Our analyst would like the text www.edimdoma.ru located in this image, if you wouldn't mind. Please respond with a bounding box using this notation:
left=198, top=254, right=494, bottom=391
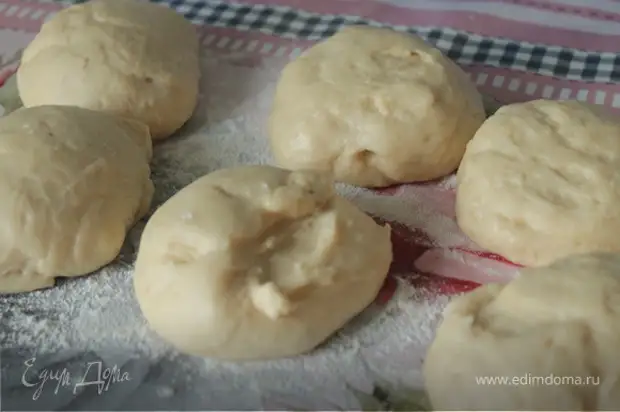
left=475, top=374, right=600, bottom=386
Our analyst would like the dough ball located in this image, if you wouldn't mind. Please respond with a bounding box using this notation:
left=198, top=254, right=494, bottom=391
left=456, top=99, right=620, bottom=266
left=16, top=0, right=200, bottom=140
left=133, top=165, right=392, bottom=360
left=0, top=105, right=153, bottom=294
left=268, top=26, right=486, bottom=187
left=423, top=252, right=620, bottom=410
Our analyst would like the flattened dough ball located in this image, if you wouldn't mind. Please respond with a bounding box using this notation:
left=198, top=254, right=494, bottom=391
left=268, top=26, right=486, bottom=187
left=17, top=0, right=199, bottom=140
left=456, top=99, right=620, bottom=266
left=423, top=252, right=620, bottom=411
left=0, top=105, right=153, bottom=294
left=133, top=165, right=392, bottom=360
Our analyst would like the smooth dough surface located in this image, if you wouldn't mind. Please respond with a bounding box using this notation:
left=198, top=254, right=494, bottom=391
left=268, top=26, right=486, bottom=187
left=423, top=252, right=620, bottom=411
left=0, top=105, right=153, bottom=294
left=133, top=165, right=392, bottom=360
left=17, top=0, right=200, bottom=140
left=456, top=99, right=620, bottom=266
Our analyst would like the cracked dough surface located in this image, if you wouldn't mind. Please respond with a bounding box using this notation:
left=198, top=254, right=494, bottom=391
left=456, top=99, right=620, bottom=266
left=423, top=252, right=620, bottom=411
left=0, top=105, right=153, bottom=294
left=16, top=0, right=199, bottom=140
left=268, top=25, right=486, bottom=187
left=133, top=165, right=392, bottom=360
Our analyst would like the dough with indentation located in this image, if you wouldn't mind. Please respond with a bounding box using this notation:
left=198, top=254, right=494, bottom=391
left=423, top=252, right=620, bottom=411
left=268, top=25, right=486, bottom=187
left=133, top=165, right=392, bottom=360
left=456, top=99, right=620, bottom=266
left=16, top=0, right=199, bottom=140
left=0, top=105, right=153, bottom=294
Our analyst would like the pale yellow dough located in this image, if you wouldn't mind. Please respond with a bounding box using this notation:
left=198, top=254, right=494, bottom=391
left=423, top=252, right=620, bottom=411
left=268, top=26, right=486, bottom=187
left=456, top=99, right=620, bottom=266
left=17, top=0, right=200, bottom=140
left=133, top=165, right=392, bottom=360
left=0, top=106, right=153, bottom=294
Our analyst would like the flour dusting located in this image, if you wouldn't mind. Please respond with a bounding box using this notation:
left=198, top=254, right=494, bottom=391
left=0, top=52, right=451, bottom=410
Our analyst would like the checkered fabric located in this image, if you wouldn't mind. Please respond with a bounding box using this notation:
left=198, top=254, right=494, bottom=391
left=51, top=0, right=618, bottom=83
left=148, top=0, right=620, bottom=84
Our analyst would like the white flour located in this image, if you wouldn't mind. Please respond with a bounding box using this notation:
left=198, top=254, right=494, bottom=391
left=0, top=52, right=451, bottom=410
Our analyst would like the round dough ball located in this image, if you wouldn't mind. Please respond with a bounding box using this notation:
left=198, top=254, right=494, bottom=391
left=16, top=0, right=199, bottom=140
left=423, top=252, right=620, bottom=410
left=133, top=165, right=392, bottom=360
left=456, top=99, right=620, bottom=266
left=268, top=26, right=486, bottom=188
left=0, top=105, right=153, bottom=294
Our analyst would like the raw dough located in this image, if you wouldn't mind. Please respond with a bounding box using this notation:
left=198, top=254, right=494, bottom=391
left=16, top=0, right=199, bottom=140
left=456, top=99, right=620, bottom=266
left=268, top=26, right=486, bottom=187
left=0, top=105, right=153, bottom=294
left=423, top=252, right=620, bottom=411
left=133, top=165, right=392, bottom=360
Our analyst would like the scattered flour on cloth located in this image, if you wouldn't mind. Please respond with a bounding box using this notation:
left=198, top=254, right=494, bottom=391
left=0, top=52, right=452, bottom=410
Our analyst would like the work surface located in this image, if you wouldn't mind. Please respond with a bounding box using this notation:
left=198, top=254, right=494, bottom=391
left=1, top=0, right=620, bottom=410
